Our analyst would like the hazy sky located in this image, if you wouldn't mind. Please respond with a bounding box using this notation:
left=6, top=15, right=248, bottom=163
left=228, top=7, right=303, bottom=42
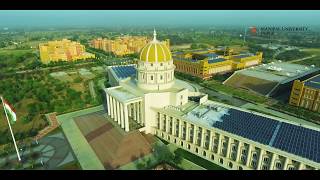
left=0, top=10, right=319, bottom=28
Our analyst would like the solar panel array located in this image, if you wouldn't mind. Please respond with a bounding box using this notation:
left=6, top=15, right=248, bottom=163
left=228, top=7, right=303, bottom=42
left=111, top=65, right=136, bottom=79
left=211, top=108, right=320, bottom=163
left=208, top=58, right=225, bottom=64
left=272, top=123, right=320, bottom=163
left=213, top=109, right=278, bottom=145
left=305, top=75, right=320, bottom=89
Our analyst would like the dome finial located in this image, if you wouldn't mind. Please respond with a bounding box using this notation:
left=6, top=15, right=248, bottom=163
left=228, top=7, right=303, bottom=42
left=153, top=28, right=157, bottom=41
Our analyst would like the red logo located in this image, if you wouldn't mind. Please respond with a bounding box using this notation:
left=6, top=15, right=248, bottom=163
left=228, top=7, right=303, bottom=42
left=250, top=26, right=257, bottom=35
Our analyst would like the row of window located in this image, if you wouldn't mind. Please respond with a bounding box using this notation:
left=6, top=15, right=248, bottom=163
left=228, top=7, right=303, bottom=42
left=159, top=131, right=309, bottom=170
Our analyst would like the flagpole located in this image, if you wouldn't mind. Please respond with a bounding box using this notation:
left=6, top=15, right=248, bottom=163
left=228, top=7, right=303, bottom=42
left=0, top=96, right=21, bottom=161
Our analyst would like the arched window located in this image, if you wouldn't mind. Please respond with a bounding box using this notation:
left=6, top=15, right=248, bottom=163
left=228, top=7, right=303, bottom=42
left=219, top=158, right=223, bottom=164
left=211, top=154, right=214, bottom=160
left=203, top=151, right=206, bottom=157
left=160, top=75, right=163, bottom=80
left=151, top=76, right=153, bottom=80
left=229, top=162, right=233, bottom=168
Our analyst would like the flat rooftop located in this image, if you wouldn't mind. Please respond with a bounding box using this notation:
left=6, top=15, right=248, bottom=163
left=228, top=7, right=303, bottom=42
left=236, top=62, right=319, bottom=83
left=174, top=101, right=320, bottom=163
left=232, top=53, right=255, bottom=59
left=305, top=74, right=320, bottom=89
left=107, top=86, right=141, bottom=102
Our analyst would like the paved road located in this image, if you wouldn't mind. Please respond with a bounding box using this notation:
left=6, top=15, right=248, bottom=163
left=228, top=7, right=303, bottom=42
left=200, top=88, right=248, bottom=107
left=89, top=80, right=97, bottom=100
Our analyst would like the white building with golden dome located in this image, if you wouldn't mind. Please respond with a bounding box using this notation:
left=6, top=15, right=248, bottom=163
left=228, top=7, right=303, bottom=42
left=104, top=30, right=320, bottom=170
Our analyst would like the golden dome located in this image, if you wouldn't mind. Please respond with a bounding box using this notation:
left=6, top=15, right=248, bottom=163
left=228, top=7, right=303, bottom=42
left=139, top=30, right=172, bottom=63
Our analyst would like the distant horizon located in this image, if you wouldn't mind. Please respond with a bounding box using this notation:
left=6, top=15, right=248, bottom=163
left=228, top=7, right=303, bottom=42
left=0, top=10, right=320, bottom=28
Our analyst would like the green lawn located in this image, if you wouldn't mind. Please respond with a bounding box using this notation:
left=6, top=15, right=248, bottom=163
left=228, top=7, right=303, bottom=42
left=174, top=148, right=226, bottom=170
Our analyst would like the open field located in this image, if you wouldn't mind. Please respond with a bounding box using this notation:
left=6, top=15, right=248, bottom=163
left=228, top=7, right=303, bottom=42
left=0, top=49, right=38, bottom=71
left=0, top=64, right=106, bottom=148
left=296, top=48, right=320, bottom=67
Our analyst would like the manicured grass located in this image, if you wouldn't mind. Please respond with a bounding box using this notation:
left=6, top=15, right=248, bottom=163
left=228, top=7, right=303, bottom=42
left=174, top=148, right=226, bottom=170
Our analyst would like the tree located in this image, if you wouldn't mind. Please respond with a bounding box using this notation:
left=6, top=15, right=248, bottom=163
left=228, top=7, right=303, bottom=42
left=153, top=143, right=174, bottom=163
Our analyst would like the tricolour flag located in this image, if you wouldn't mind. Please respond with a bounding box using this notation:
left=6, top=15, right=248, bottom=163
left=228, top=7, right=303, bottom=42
left=3, top=99, right=17, bottom=124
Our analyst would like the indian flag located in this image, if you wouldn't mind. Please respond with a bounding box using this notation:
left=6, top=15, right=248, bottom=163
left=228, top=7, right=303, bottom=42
left=3, top=99, right=17, bottom=124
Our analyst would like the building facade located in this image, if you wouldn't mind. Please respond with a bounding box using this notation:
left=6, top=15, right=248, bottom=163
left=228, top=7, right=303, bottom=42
left=289, top=74, right=320, bottom=112
left=90, top=35, right=170, bottom=57
left=39, top=39, right=95, bottom=64
left=173, top=50, right=263, bottom=79
left=104, top=31, right=320, bottom=170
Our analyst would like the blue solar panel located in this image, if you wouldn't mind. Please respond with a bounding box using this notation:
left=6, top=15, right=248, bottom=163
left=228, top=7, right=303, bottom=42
left=213, top=109, right=278, bottom=145
left=208, top=58, right=225, bottom=64
left=233, top=54, right=253, bottom=59
left=305, top=75, right=320, bottom=89
left=204, top=53, right=219, bottom=59
left=272, top=123, right=320, bottom=163
left=111, top=65, right=136, bottom=79
left=213, top=108, right=320, bottom=163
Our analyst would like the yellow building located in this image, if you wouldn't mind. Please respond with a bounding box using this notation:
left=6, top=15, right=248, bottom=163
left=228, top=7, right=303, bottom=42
left=39, top=39, right=95, bottom=64
left=90, top=36, right=149, bottom=56
left=173, top=50, right=263, bottom=79
left=289, top=74, right=320, bottom=113
left=90, top=36, right=170, bottom=57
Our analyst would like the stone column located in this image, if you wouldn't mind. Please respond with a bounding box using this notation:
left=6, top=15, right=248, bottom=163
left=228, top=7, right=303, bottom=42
left=208, top=130, right=214, bottom=152
left=124, top=103, right=129, bottom=132
left=283, top=157, right=289, bottom=170
left=109, top=96, right=113, bottom=118
left=186, top=123, right=190, bottom=142
left=165, top=116, right=169, bottom=133
left=113, top=97, right=117, bottom=122
left=236, top=141, right=242, bottom=163
left=106, top=93, right=111, bottom=116
left=120, top=103, right=125, bottom=129
left=178, top=120, right=182, bottom=138
left=269, top=153, right=276, bottom=170
left=158, top=113, right=162, bottom=130
left=246, top=145, right=252, bottom=167
left=217, top=134, right=222, bottom=156
left=193, top=125, right=197, bottom=144
left=256, top=149, right=264, bottom=170
left=117, top=101, right=121, bottom=125
left=226, top=137, right=232, bottom=159
left=133, top=102, right=137, bottom=122
left=298, top=162, right=304, bottom=170
left=137, top=102, right=140, bottom=124
left=201, top=129, right=206, bottom=148
left=172, top=117, right=176, bottom=136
